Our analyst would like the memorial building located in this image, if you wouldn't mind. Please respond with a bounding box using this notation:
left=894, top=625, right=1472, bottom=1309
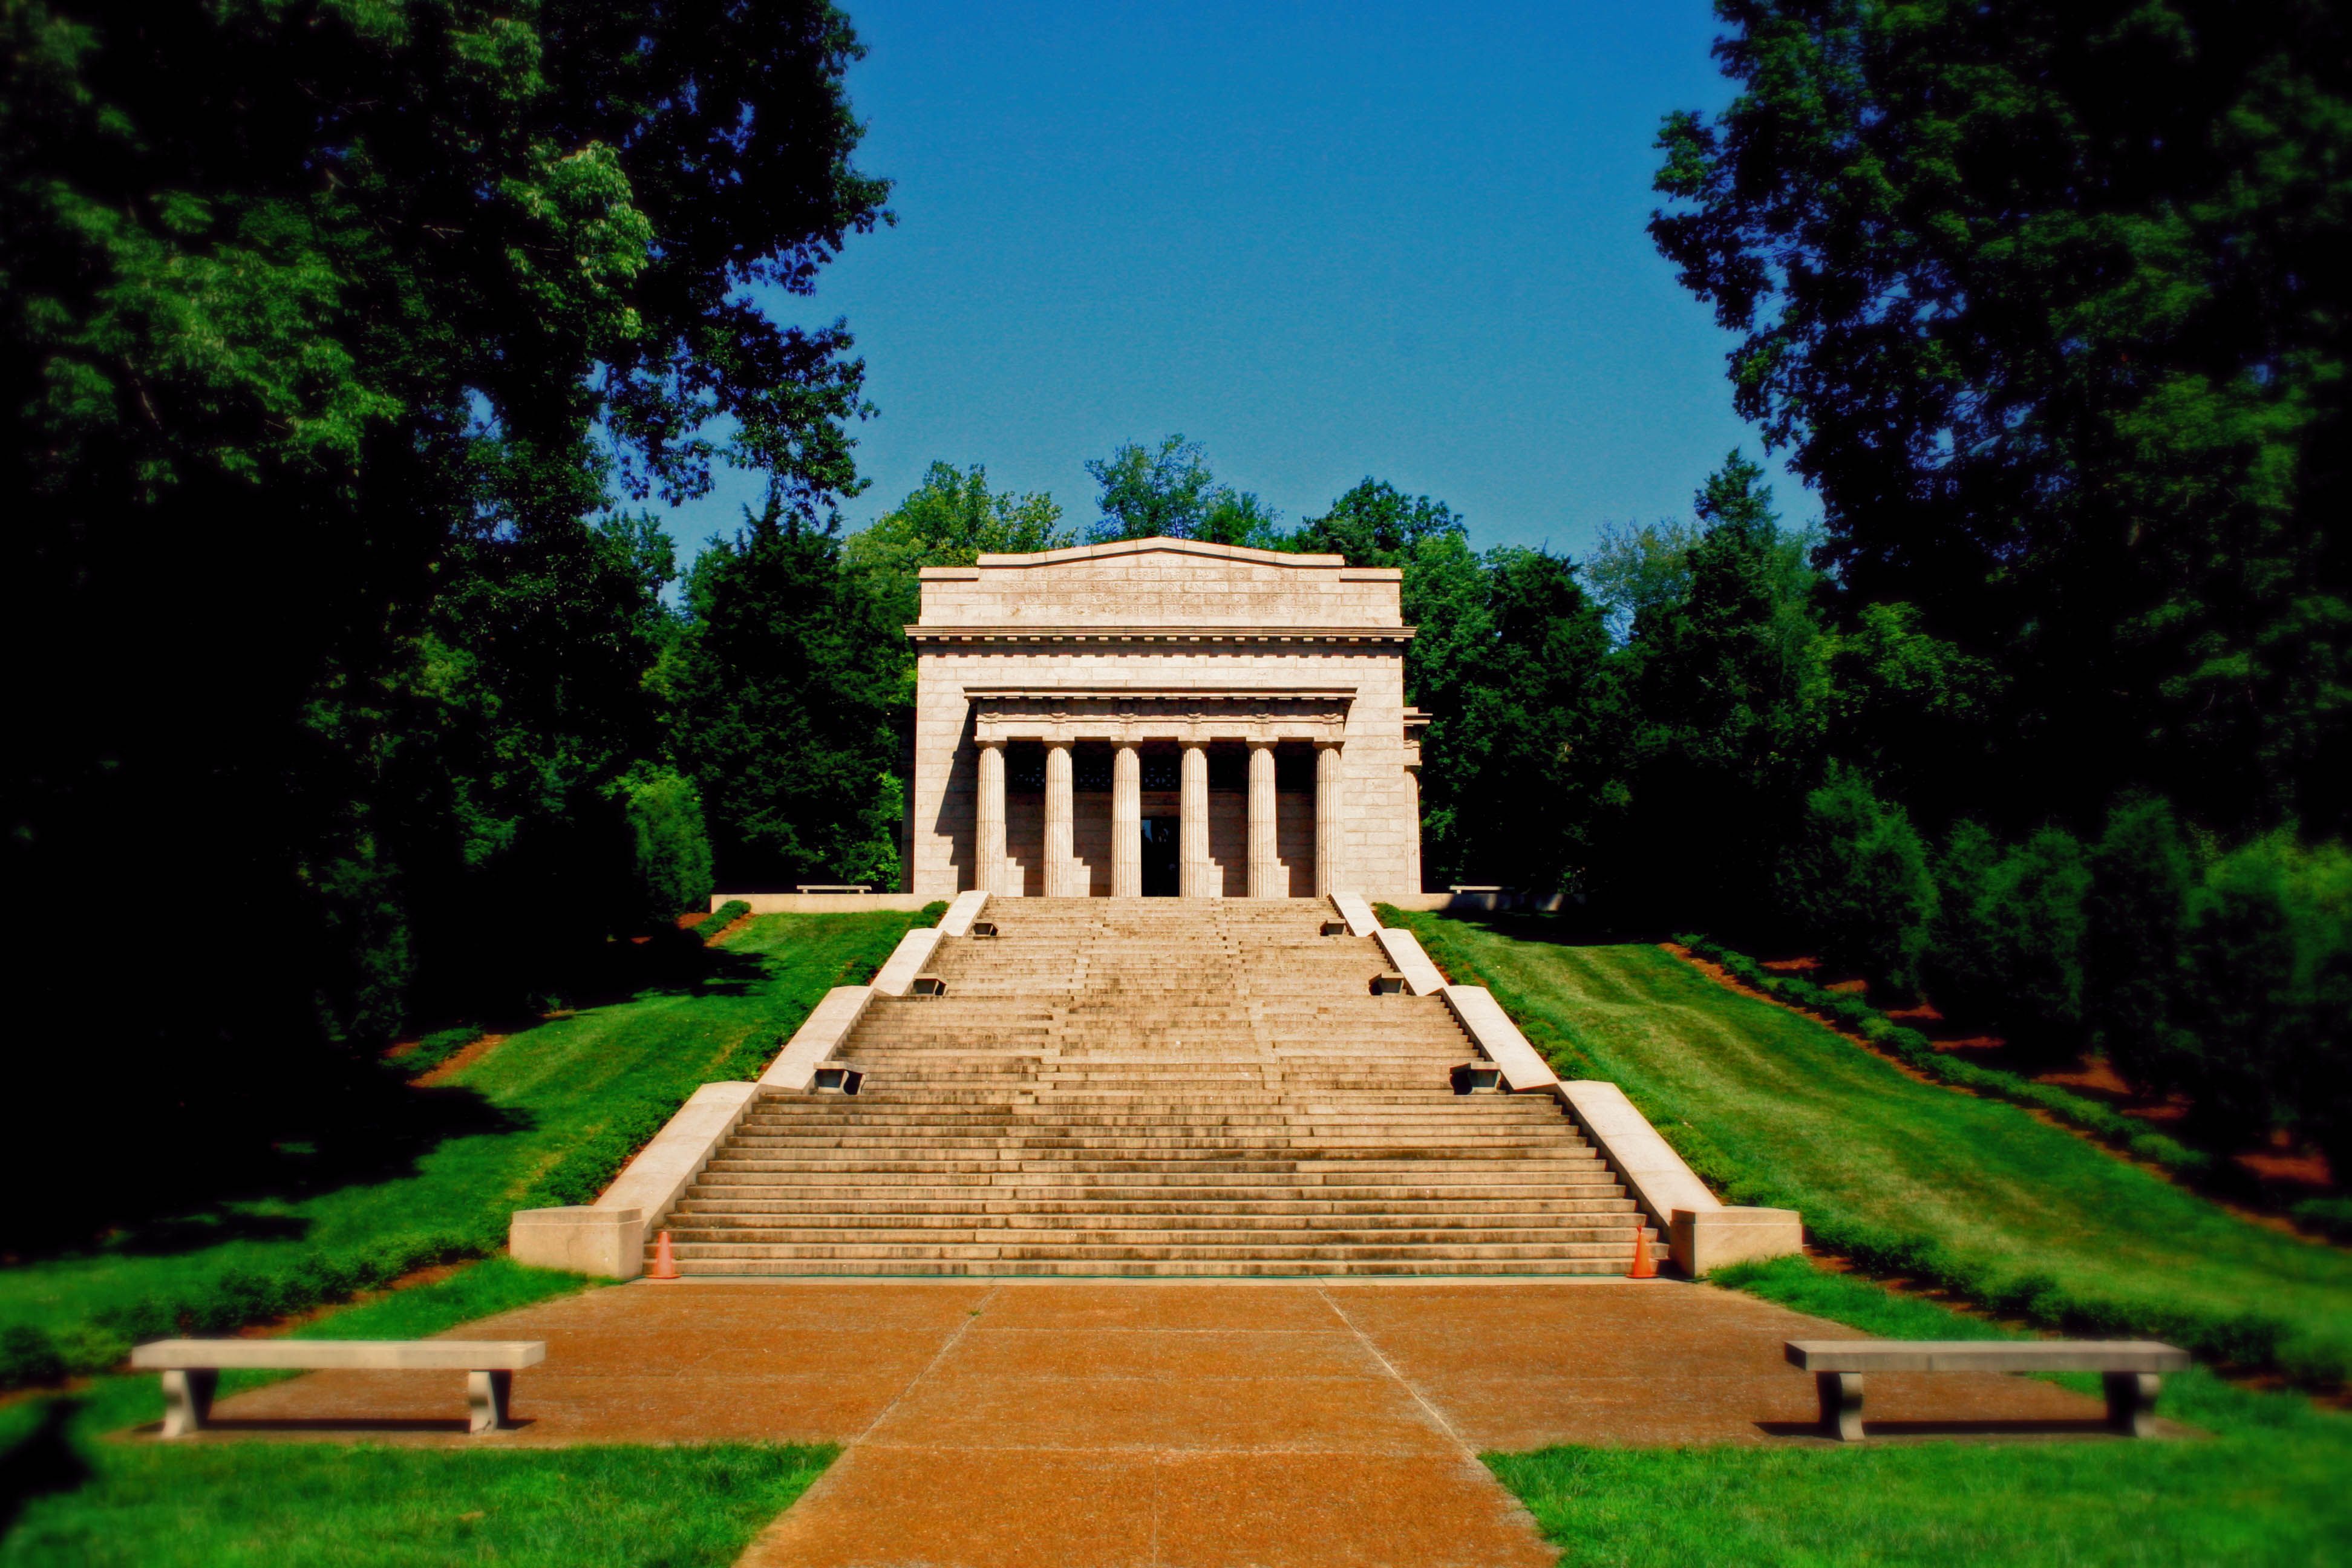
left=904, top=536, right=1426, bottom=899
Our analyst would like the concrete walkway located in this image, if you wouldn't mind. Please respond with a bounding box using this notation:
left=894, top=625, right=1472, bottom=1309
left=179, top=1278, right=2120, bottom=1567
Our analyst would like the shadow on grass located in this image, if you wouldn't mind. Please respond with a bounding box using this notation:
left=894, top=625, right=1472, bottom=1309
left=1403, top=907, right=1674, bottom=951
left=0, top=1399, right=88, bottom=1538
left=1754, top=1417, right=2138, bottom=1441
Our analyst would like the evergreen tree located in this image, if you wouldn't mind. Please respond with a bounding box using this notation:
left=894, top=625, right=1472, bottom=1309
left=2085, top=796, right=2200, bottom=1093
left=676, top=498, right=906, bottom=891
left=1779, top=766, right=1934, bottom=996
left=1604, top=452, right=1826, bottom=929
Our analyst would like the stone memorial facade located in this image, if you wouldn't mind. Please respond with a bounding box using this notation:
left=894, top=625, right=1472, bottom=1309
left=906, top=537, right=1425, bottom=898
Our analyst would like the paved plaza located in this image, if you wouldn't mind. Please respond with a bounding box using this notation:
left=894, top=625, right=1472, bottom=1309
left=159, top=1276, right=2125, bottom=1568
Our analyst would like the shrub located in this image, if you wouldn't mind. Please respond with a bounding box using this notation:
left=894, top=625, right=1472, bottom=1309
left=2293, top=1198, right=2352, bottom=1246
left=1924, top=821, right=2089, bottom=1056
left=396, top=1024, right=484, bottom=1079
left=1775, top=766, right=1933, bottom=997
left=696, top=899, right=752, bottom=938
left=2084, top=795, right=2197, bottom=1093
left=2175, top=835, right=2352, bottom=1156
left=627, top=771, right=716, bottom=922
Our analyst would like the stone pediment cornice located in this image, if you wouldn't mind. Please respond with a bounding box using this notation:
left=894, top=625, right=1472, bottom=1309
left=906, top=624, right=1414, bottom=645
left=968, top=684, right=1356, bottom=746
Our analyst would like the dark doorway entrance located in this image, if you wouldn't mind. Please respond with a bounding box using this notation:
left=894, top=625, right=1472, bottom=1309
left=1140, top=816, right=1180, bottom=896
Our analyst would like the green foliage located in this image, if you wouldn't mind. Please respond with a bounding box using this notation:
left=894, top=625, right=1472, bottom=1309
left=2171, top=835, right=2352, bottom=1156
left=1776, top=766, right=1933, bottom=996
left=1651, top=1, right=2351, bottom=837
left=394, top=1025, right=485, bottom=1080
left=1923, top=823, right=2092, bottom=1054
left=841, top=462, right=1072, bottom=641
left=5, top=0, right=890, bottom=1232
left=696, top=900, right=754, bottom=936
left=1585, top=517, right=1699, bottom=643
left=2084, top=795, right=2200, bottom=1094
left=626, top=771, right=716, bottom=923
left=1595, top=452, right=1827, bottom=926
left=675, top=500, right=906, bottom=891
left=1084, top=435, right=1281, bottom=546
left=2293, top=1198, right=2352, bottom=1246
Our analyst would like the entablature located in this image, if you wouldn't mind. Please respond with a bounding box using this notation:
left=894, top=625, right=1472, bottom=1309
left=908, top=624, right=1413, bottom=647
left=968, top=685, right=1354, bottom=746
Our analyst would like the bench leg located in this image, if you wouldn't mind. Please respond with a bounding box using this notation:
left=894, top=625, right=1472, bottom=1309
left=468, top=1369, right=514, bottom=1434
left=1816, top=1371, right=1865, bottom=1441
left=2104, top=1371, right=2161, bottom=1437
left=160, top=1368, right=217, bottom=1439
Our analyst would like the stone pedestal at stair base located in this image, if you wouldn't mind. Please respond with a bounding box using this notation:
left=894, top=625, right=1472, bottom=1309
left=510, top=1206, right=644, bottom=1278
left=1670, top=1206, right=1803, bottom=1277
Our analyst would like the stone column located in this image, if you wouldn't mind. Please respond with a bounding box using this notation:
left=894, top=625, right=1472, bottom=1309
left=1403, top=762, right=1422, bottom=895
left=1315, top=742, right=1344, bottom=895
left=1179, top=743, right=1212, bottom=898
left=1043, top=741, right=1076, bottom=897
left=976, top=740, right=1007, bottom=895
left=1111, top=745, right=1142, bottom=898
left=1247, top=742, right=1279, bottom=899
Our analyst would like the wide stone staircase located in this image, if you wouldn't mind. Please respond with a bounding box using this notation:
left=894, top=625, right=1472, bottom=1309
left=661, top=898, right=1664, bottom=1275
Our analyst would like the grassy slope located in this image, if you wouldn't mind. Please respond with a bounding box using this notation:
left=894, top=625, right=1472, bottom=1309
left=1388, top=912, right=2352, bottom=1382
left=0, top=912, right=922, bottom=1372
left=1489, top=1258, right=2352, bottom=1568
left=0, top=1259, right=830, bottom=1567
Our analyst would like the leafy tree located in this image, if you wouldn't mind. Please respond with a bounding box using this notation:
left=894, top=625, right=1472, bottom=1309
left=1778, top=766, right=1934, bottom=996
left=1085, top=436, right=1279, bottom=546
left=1925, top=823, right=2092, bottom=1055
left=1419, top=549, right=1614, bottom=892
left=676, top=498, right=905, bottom=892
left=1604, top=452, right=1826, bottom=928
left=843, top=462, right=1071, bottom=631
left=1652, top=0, right=2351, bottom=835
left=1, top=0, right=888, bottom=1231
left=2085, top=795, right=2200, bottom=1093
left=1290, top=480, right=1483, bottom=723
left=1587, top=518, right=1700, bottom=644
left=626, top=772, right=716, bottom=923
left=1823, top=601, right=2002, bottom=823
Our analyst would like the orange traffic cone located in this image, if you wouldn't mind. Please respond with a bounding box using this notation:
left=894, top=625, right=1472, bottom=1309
left=1627, top=1227, right=1658, bottom=1279
left=650, top=1230, right=680, bottom=1281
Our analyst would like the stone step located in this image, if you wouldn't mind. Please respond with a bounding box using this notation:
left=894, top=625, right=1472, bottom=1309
left=667, top=1258, right=1640, bottom=1278
left=674, top=1197, right=1639, bottom=1217
left=668, top=1240, right=1650, bottom=1262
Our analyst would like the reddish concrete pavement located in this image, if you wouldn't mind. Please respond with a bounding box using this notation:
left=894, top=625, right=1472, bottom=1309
left=181, top=1277, right=2123, bottom=1567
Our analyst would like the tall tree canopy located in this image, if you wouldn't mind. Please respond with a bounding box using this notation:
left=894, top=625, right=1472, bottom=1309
left=1086, top=435, right=1281, bottom=546
left=3, top=0, right=888, bottom=1229
left=1651, top=0, right=2350, bottom=834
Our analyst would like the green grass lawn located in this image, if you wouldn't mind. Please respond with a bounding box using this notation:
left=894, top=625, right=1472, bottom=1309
left=0, top=1262, right=831, bottom=1567
left=1387, top=910, right=2352, bottom=1384
left=1489, top=1258, right=2352, bottom=1568
left=0, top=911, right=926, bottom=1381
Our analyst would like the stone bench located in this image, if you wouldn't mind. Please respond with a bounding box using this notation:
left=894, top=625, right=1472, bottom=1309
left=1785, top=1339, right=2189, bottom=1440
left=131, top=1339, right=547, bottom=1437
left=795, top=883, right=872, bottom=893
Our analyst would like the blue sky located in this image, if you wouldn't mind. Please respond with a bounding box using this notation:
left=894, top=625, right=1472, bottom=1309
left=652, top=0, right=1806, bottom=567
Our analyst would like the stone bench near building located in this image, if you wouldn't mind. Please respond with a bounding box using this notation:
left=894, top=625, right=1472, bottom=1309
left=1786, top=1339, right=2189, bottom=1440
left=131, top=1338, right=546, bottom=1437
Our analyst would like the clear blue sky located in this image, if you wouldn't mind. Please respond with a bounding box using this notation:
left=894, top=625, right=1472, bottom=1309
left=652, top=0, right=1808, bottom=566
